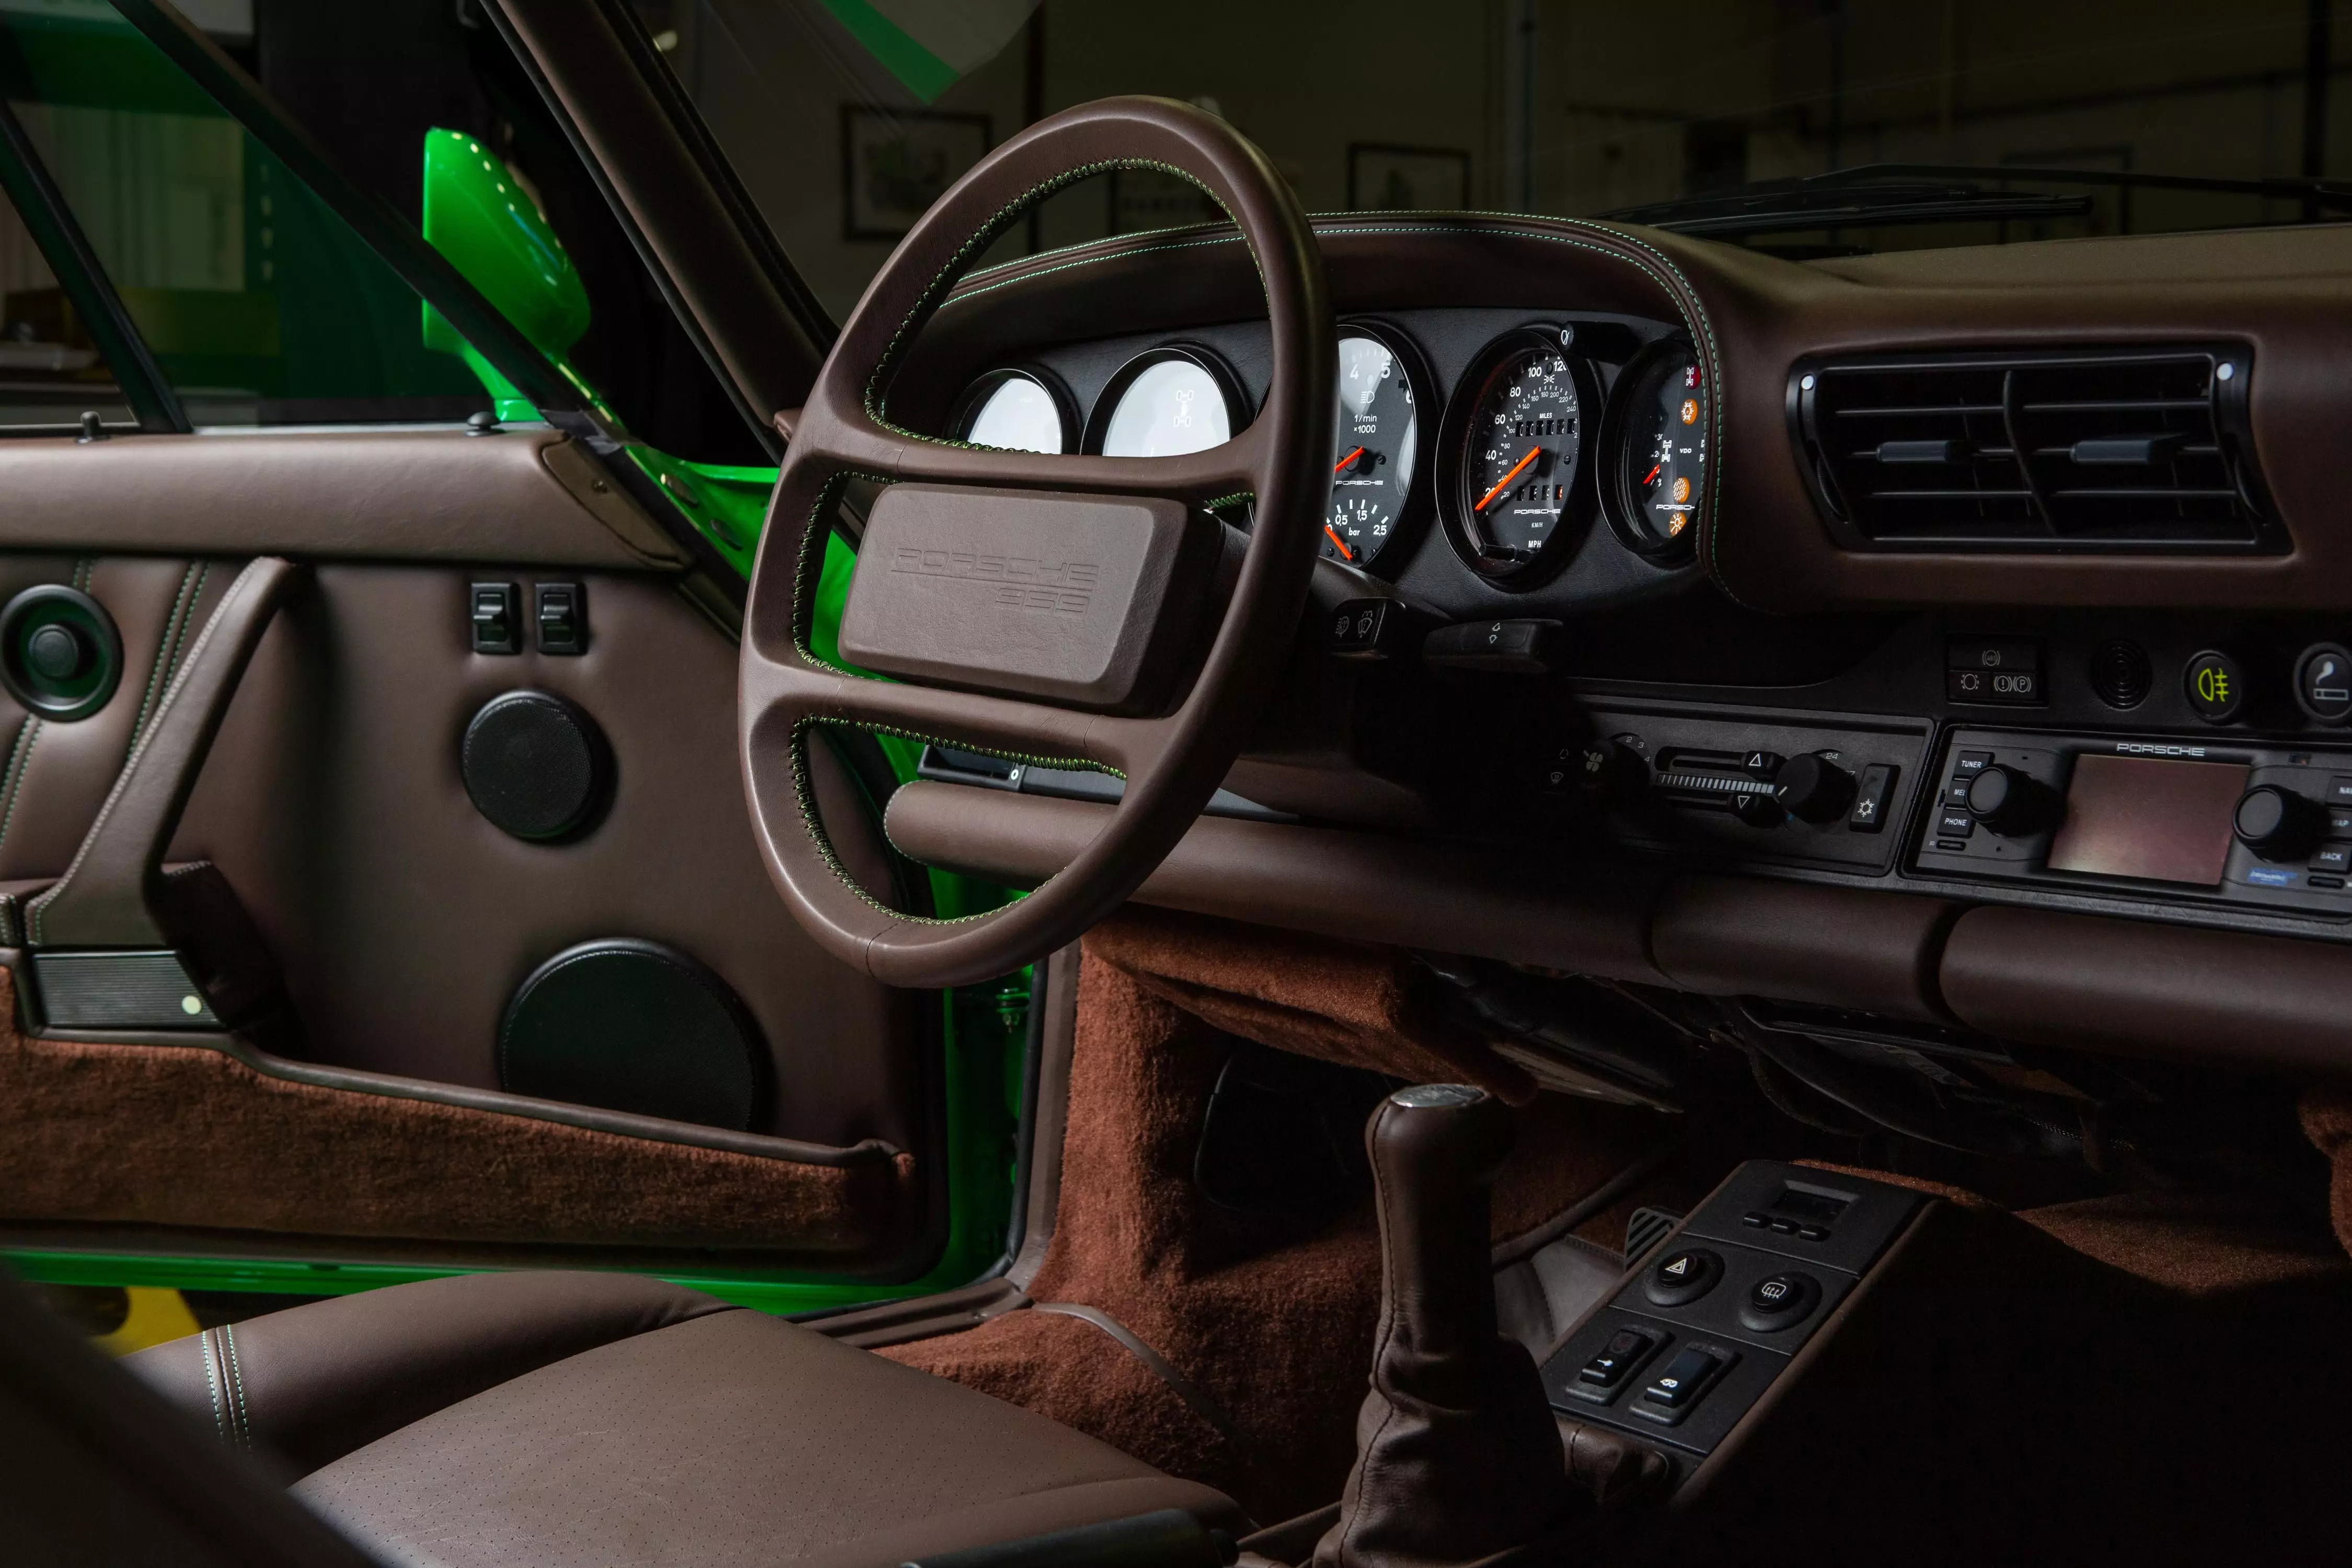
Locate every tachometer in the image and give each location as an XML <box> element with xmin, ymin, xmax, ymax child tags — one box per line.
<box><xmin>1600</xmin><ymin>338</ymin><xmax>1708</xmax><ymax>562</ymax></box>
<box><xmin>1437</xmin><ymin>326</ymin><xmax>1599</xmax><ymax>585</ymax></box>
<box><xmin>1085</xmin><ymin>344</ymin><xmax>1250</xmax><ymax>457</ymax></box>
<box><xmin>1323</xmin><ymin>322</ymin><xmax>1432</xmax><ymax>571</ymax></box>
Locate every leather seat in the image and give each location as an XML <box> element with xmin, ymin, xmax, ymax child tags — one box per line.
<box><xmin>126</xmin><ymin>1271</ymin><xmax>1241</xmax><ymax>1568</ymax></box>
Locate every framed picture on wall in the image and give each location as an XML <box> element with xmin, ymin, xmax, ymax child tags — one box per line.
<box><xmin>841</xmin><ymin>107</ymin><xmax>991</xmax><ymax>241</ymax></box>
<box><xmin>1347</xmin><ymin>144</ymin><xmax>1471</xmax><ymax>212</ymax></box>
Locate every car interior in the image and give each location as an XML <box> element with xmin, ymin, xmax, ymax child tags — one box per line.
<box><xmin>7</xmin><ymin>2</ymin><xmax>2352</xmax><ymax>1565</ymax></box>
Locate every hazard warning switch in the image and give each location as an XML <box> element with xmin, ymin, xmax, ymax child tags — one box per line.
<box><xmin>1641</xmin><ymin>1247</ymin><xmax>1724</xmax><ymax>1308</ymax></box>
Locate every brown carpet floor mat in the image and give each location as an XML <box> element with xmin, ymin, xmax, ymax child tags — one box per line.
<box><xmin>884</xmin><ymin>921</ymin><xmax>1677</xmax><ymax>1523</ymax></box>
<box><xmin>0</xmin><ymin>970</ymin><xmax>914</xmax><ymax>1255</ymax></box>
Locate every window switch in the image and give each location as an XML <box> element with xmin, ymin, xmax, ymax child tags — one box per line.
<box><xmin>1635</xmin><ymin>1344</ymin><xmax>1735</xmax><ymax>1425</ymax></box>
<box><xmin>471</xmin><ymin>582</ymin><xmax>521</xmax><ymax>654</ymax></box>
<box><xmin>1576</xmin><ymin>1329</ymin><xmax>1657</xmax><ymax>1390</ymax></box>
<box><xmin>536</xmin><ymin>582</ymin><xmax>586</xmax><ymax>655</ymax></box>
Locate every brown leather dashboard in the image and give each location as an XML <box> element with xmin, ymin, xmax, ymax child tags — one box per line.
<box><xmin>887</xmin><ymin>782</ymin><xmax>2352</xmax><ymax>1076</ymax></box>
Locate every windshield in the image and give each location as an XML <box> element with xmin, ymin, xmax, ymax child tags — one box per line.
<box><xmin>658</xmin><ymin>0</ymin><xmax>2350</xmax><ymax>317</ymax></box>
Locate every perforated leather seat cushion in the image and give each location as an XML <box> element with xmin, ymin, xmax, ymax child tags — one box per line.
<box><xmin>295</xmin><ymin>1307</ymin><xmax>1240</xmax><ymax>1568</ymax></box>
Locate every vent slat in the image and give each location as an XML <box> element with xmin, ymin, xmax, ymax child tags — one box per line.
<box><xmin>1832</xmin><ymin>404</ymin><xmax>2005</xmax><ymax>417</ymax></box>
<box><xmin>1799</xmin><ymin>348</ymin><xmax>2266</xmax><ymax>549</ymax></box>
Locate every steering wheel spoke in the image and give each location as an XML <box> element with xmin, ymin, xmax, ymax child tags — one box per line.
<box><xmin>808</xmin><ymin>401</ymin><xmax>1268</xmax><ymax>509</ymax></box>
<box><xmin>740</xmin><ymin>97</ymin><xmax>1331</xmax><ymax>987</ymax></box>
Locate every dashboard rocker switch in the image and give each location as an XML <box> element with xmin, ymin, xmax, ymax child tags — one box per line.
<box><xmin>1420</xmin><ymin>618</ymin><xmax>1562</xmax><ymax>675</ymax></box>
<box><xmin>1323</xmin><ymin>596</ymin><xmax>1424</xmax><ymax>661</ymax></box>
<box><xmin>1848</xmin><ymin>763</ymin><xmax>1896</xmax><ymax>833</ymax></box>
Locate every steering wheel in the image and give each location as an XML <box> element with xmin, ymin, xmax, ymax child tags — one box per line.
<box><xmin>740</xmin><ymin>97</ymin><xmax>1333</xmax><ymax>988</ymax></box>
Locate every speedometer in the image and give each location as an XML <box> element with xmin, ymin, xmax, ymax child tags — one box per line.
<box><xmin>1437</xmin><ymin>326</ymin><xmax>1600</xmax><ymax>585</ymax></box>
<box><xmin>1322</xmin><ymin>322</ymin><xmax>1432</xmax><ymax>571</ymax></box>
<box><xmin>1600</xmin><ymin>338</ymin><xmax>1708</xmax><ymax>562</ymax></box>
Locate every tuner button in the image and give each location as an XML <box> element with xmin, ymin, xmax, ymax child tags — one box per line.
<box><xmin>1774</xmin><ymin>753</ymin><xmax>1855</xmax><ymax>824</ymax></box>
<box><xmin>1965</xmin><ymin>764</ymin><xmax>2054</xmax><ymax>836</ymax></box>
<box><xmin>2234</xmin><ymin>785</ymin><xmax>2322</xmax><ymax>861</ymax></box>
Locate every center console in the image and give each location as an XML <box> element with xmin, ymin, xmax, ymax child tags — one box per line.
<box><xmin>1539</xmin><ymin>1162</ymin><xmax>1922</xmax><ymax>1476</ymax></box>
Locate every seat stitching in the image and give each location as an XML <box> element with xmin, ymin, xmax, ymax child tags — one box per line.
<box><xmin>220</xmin><ymin>1321</ymin><xmax>251</xmax><ymax>1449</ymax></box>
<box><xmin>197</xmin><ymin>1327</ymin><xmax>230</xmax><ymax>1444</ymax></box>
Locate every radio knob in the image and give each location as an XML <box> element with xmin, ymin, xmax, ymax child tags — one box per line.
<box><xmin>2233</xmin><ymin>785</ymin><xmax>2322</xmax><ymax>861</ymax></box>
<box><xmin>1965</xmin><ymin>765</ymin><xmax>2056</xmax><ymax>836</ymax></box>
<box><xmin>1774</xmin><ymin>754</ymin><xmax>1855</xmax><ymax>824</ymax></box>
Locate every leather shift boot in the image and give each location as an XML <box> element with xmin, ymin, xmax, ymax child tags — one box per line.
<box><xmin>1314</xmin><ymin>1085</ymin><xmax>1580</xmax><ymax>1568</ymax></box>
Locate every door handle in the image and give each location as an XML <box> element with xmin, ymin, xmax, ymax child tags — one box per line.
<box><xmin>25</xmin><ymin>557</ymin><xmax>302</xmax><ymax>1029</ymax></box>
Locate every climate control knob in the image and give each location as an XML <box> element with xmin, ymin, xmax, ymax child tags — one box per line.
<box><xmin>1774</xmin><ymin>754</ymin><xmax>1855</xmax><ymax>824</ymax></box>
<box><xmin>2233</xmin><ymin>785</ymin><xmax>2323</xmax><ymax>861</ymax></box>
<box><xmin>1965</xmin><ymin>765</ymin><xmax>2056</xmax><ymax>837</ymax></box>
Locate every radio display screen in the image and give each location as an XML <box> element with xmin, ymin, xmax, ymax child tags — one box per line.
<box><xmin>2047</xmin><ymin>753</ymin><xmax>2249</xmax><ymax>885</ymax></box>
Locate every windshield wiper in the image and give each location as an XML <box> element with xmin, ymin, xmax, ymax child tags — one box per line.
<box><xmin>1605</xmin><ymin>162</ymin><xmax>2352</xmax><ymax>239</ymax></box>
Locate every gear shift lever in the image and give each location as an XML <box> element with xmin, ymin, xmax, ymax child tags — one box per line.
<box><xmin>1313</xmin><ymin>1085</ymin><xmax>1579</xmax><ymax>1568</ymax></box>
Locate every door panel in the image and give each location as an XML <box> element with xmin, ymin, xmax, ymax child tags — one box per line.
<box><xmin>0</xmin><ymin>439</ymin><xmax>936</xmax><ymax>1271</ymax></box>
<box><xmin>174</xmin><ymin>562</ymin><xmax>919</xmax><ymax>1152</ymax></box>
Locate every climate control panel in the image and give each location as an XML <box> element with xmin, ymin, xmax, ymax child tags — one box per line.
<box><xmin>1562</xmin><ymin>707</ymin><xmax>1928</xmax><ymax>872</ymax></box>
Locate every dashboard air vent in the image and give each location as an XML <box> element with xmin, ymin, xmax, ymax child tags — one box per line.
<box><xmin>1791</xmin><ymin>347</ymin><xmax>2276</xmax><ymax>553</ymax></box>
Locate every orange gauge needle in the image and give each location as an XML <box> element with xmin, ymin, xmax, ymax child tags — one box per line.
<box><xmin>1333</xmin><ymin>445</ymin><xmax>1366</xmax><ymax>473</ymax></box>
<box><xmin>1322</xmin><ymin>523</ymin><xmax>1354</xmax><ymax>560</ymax></box>
<box><xmin>1641</xmin><ymin>463</ymin><xmax>1662</xmax><ymax>485</ymax></box>
<box><xmin>1474</xmin><ymin>447</ymin><xmax>1540</xmax><ymax>511</ymax></box>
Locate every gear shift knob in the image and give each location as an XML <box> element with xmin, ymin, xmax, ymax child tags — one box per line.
<box><xmin>1314</xmin><ymin>1086</ymin><xmax>1578</xmax><ymax>1568</ymax></box>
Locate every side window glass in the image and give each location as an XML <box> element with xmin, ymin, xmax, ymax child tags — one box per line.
<box><xmin>0</xmin><ymin>177</ymin><xmax>130</xmax><ymax>430</ymax></box>
<box><xmin>0</xmin><ymin>5</ymin><xmax>486</xmax><ymax>425</ymax></box>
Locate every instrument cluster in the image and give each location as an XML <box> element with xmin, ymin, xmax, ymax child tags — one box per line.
<box><xmin>939</xmin><ymin>310</ymin><xmax>1712</xmax><ymax>602</ymax></box>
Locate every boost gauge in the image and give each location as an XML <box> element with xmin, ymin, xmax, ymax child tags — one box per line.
<box><xmin>1601</xmin><ymin>338</ymin><xmax>1709</xmax><ymax>562</ymax></box>
<box><xmin>1437</xmin><ymin>326</ymin><xmax>1600</xmax><ymax>586</ymax></box>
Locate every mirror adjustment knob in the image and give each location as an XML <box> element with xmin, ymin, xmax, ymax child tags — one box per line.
<box><xmin>1774</xmin><ymin>753</ymin><xmax>1854</xmax><ymax>824</ymax></box>
<box><xmin>2234</xmin><ymin>785</ymin><xmax>2322</xmax><ymax>861</ymax></box>
<box><xmin>1965</xmin><ymin>764</ymin><xmax>2055</xmax><ymax>836</ymax></box>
